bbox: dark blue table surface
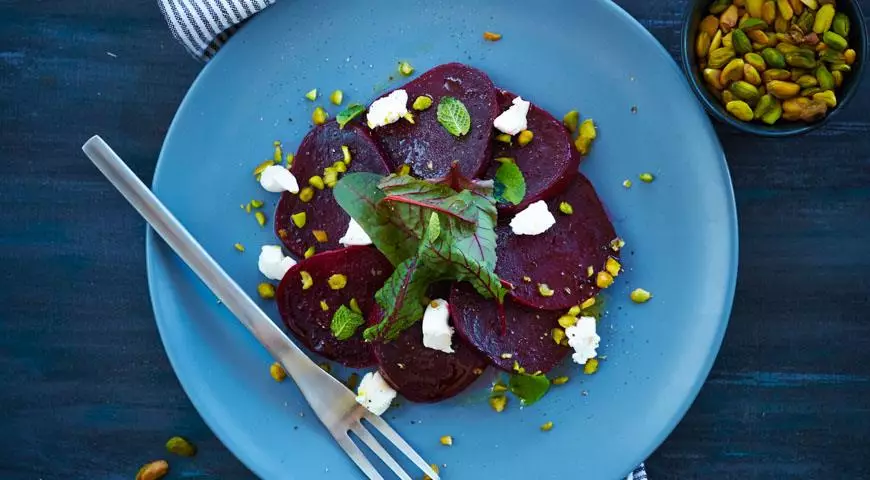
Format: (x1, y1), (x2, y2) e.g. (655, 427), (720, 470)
(2, 1), (869, 478)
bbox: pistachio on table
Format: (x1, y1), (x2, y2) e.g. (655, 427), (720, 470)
(695, 0), (857, 125)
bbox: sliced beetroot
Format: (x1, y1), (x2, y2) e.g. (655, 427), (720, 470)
(370, 63), (498, 179)
(274, 121), (390, 258)
(496, 173), (618, 310)
(450, 283), (570, 373)
(369, 305), (487, 402)
(276, 246), (393, 368)
(486, 90), (580, 214)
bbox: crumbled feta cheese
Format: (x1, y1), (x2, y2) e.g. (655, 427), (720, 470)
(509, 200), (556, 235)
(355, 371), (397, 415)
(366, 89), (409, 129)
(565, 316), (600, 365)
(493, 96), (531, 135)
(258, 245), (296, 281)
(338, 218), (372, 246)
(259, 165), (299, 193)
(422, 299), (454, 353)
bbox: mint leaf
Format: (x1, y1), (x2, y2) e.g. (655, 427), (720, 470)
(509, 373), (550, 406)
(337, 103), (365, 129)
(494, 161), (526, 205)
(436, 97), (471, 137)
(365, 213), (507, 341)
(333, 173), (418, 265)
(330, 305), (365, 340)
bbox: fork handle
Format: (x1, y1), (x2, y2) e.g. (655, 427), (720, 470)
(82, 136), (313, 374)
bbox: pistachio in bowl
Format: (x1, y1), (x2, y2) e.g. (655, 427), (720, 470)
(681, 0), (867, 135)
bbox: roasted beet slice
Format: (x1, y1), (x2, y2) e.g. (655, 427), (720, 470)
(450, 283), (570, 373)
(274, 121), (390, 258)
(276, 246), (392, 367)
(369, 305), (487, 402)
(485, 90), (580, 214)
(370, 63), (498, 179)
(496, 174), (618, 310)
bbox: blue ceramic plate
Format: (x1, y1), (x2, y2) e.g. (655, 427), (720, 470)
(149, 0), (738, 478)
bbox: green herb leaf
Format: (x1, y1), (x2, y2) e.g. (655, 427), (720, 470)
(333, 173), (418, 265)
(330, 305), (365, 340)
(364, 213), (507, 341)
(493, 161), (526, 205)
(436, 97), (471, 137)
(336, 103), (366, 129)
(509, 373), (550, 406)
(379, 169), (498, 268)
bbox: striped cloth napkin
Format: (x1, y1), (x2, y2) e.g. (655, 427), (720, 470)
(158, 1), (651, 479)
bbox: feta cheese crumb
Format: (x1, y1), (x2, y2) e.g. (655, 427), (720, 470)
(421, 299), (454, 353)
(493, 96), (531, 135)
(258, 245), (296, 281)
(338, 218), (372, 246)
(355, 371), (397, 415)
(509, 200), (556, 235)
(565, 316), (600, 365)
(259, 165), (299, 193)
(366, 89), (409, 129)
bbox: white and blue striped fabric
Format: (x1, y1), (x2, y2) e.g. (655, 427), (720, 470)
(158, 2), (651, 479)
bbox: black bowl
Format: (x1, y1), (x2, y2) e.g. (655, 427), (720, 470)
(681, 0), (867, 136)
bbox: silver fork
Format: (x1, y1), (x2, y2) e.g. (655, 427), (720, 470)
(82, 135), (439, 480)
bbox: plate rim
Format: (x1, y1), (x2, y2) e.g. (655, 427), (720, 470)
(146, 0), (739, 477)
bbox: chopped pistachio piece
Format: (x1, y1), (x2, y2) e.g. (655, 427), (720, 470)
(323, 168), (339, 187)
(291, 212), (307, 228)
(522, 275), (532, 283)
(563, 110), (580, 132)
(398, 61), (414, 76)
(630, 288), (652, 303)
(540, 421), (554, 432)
(581, 297), (596, 310)
(596, 271), (614, 289)
(558, 201), (574, 215)
(330, 89), (343, 106)
(349, 297), (362, 314)
(165, 436), (197, 457)
(567, 306), (581, 316)
(285, 153), (294, 168)
(304, 246), (315, 259)
(489, 395), (507, 412)
(513, 360), (525, 374)
(304, 88), (318, 101)
(319, 300), (329, 311)
(341, 145), (351, 164)
(412, 95), (433, 111)
(500, 352), (513, 359)
(639, 172), (655, 183)
(558, 315), (577, 329)
(254, 211), (267, 227)
(332, 161), (347, 173)
(270, 362), (287, 381)
(257, 282), (276, 300)
(244, 202), (252, 214)
(584, 358), (599, 374)
(300, 271), (313, 290)
(623, 179), (632, 188)
(538, 283), (555, 297)
(253, 159), (275, 177)
(298, 187), (314, 203)
(309, 175), (325, 190)
(250, 199), (264, 209)
(492, 382), (508, 394)
(517, 129), (534, 146)
(552, 327), (566, 344)
(552, 376), (569, 385)
(605, 257), (621, 277)
(587, 265), (594, 278)
(327, 274), (347, 290)
(610, 237), (626, 251)
(313, 230), (328, 243)
(402, 112), (415, 124)
(397, 164), (411, 176)
(233, 243), (245, 252)
(312, 106), (328, 125)
(439, 435), (453, 446)
(495, 133), (512, 143)
(273, 143), (283, 163)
